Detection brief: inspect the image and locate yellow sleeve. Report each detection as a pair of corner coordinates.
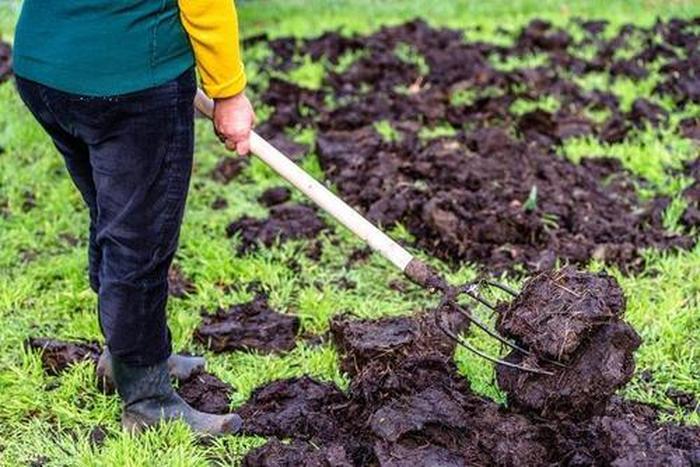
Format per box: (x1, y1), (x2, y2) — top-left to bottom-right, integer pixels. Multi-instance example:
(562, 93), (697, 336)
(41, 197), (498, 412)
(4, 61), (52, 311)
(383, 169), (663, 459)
(178, 0), (247, 98)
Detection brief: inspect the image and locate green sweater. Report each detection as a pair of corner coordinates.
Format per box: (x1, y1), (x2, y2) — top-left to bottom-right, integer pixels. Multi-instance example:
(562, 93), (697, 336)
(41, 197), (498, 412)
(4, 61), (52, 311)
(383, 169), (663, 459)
(13, 0), (194, 96)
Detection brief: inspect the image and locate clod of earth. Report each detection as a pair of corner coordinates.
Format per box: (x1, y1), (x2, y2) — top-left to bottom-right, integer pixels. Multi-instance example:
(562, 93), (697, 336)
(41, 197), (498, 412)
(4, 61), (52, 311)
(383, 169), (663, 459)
(666, 388), (699, 414)
(226, 203), (326, 253)
(194, 293), (300, 353)
(243, 439), (353, 467)
(496, 267), (626, 361)
(211, 156), (248, 184)
(258, 186), (291, 207)
(496, 268), (641, 419)
(177, 370), (234, 414)
(237, 375), (349, 440)
(167, 264), (196, 298)
(25, 338), (101, 375)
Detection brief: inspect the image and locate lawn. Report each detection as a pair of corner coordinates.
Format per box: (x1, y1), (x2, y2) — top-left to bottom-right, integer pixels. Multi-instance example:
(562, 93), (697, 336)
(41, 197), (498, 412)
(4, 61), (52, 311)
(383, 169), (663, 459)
(0, 0), (699, 465)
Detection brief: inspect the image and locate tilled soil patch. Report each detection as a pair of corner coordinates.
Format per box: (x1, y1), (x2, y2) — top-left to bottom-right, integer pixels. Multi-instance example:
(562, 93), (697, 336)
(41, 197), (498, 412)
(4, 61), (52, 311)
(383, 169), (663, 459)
(194, 293), (300, 353)
(211, 156), (248, 184)
(167, 264), (196, 298)
(26, 338), (101, 375)
(177, 370), (235, 414)
(251, 18), (699, 273)
(227, 203), (326, 253)
(237, 269), (698, 466)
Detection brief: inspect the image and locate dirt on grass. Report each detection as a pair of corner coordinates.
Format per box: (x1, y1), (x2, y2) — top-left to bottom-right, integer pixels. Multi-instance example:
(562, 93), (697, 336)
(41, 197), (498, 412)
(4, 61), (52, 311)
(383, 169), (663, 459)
(226, 203), (327, 253)
(251, 18), (699, 274)
(211, 156), (248, 184)
(194, 293), (300, 353)
(25, 338), (101, 375)
(237, 269), (698, 466)
(167, 264), (196, 298)
(177, 370), (234, 414)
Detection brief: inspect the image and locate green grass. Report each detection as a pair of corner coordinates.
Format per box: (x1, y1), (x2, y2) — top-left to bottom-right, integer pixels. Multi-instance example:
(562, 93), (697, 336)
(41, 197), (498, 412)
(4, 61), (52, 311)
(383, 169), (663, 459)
(2, 0), (700, 464)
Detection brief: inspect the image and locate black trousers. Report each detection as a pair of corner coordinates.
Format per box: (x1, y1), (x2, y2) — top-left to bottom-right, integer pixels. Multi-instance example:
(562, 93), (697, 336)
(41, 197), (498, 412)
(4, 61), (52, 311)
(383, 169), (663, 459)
(16, 69), (196, 366)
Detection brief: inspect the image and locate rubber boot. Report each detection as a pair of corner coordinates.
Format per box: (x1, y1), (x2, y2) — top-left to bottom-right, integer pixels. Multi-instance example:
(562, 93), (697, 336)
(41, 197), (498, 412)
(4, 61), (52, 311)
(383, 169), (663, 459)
(97, 347), (205, 388)
(111, 357), (242, 435)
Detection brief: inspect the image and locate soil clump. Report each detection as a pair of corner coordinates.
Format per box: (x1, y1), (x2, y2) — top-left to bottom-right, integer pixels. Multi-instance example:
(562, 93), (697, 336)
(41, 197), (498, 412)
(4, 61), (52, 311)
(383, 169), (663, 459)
(227, 203), (326, 253)
(194, 294), (300, 353)
(167, 264), (196, 298)
(26, 338), (101, 375)
(177, 370), (234, 414)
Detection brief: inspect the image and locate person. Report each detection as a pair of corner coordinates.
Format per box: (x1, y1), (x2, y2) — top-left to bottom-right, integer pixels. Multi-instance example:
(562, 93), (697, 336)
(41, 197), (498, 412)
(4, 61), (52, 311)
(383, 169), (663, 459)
(12, 0), (255, 435)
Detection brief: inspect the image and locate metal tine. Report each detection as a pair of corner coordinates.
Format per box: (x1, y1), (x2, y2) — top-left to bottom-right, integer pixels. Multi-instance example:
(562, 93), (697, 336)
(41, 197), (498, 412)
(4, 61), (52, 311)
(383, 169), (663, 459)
(481, 280), (519, 297)
(434, 309), (554, 376)
(451, 289), (569, 370)
(447, 300), (535, 357)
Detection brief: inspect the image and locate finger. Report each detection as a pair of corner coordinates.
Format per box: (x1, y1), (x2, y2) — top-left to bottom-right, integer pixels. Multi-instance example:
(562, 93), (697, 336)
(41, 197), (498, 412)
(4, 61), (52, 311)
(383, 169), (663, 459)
(236, 139), (251, 156)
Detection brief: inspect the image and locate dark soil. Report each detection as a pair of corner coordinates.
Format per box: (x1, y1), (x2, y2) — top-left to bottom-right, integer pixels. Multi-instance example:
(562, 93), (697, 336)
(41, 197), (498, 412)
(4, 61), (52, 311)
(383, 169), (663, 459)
(0, 40), (11, 83)
(25, 338), (101, 375)
(236, 270), (698, 466)
(496, 268), (641, 419)
(666, 388), (699, 414)
(177, 370), (234, 414)
(496, 267), (626, 361)
(248, 18), (699, 274)
(258, 186), (292, 207)
(194, 293), (300, 353)
(226, 203), (326, 253)
(167, 264), (196, 298)
(243, 439), (353, 467)
(211, 156), (248, 184)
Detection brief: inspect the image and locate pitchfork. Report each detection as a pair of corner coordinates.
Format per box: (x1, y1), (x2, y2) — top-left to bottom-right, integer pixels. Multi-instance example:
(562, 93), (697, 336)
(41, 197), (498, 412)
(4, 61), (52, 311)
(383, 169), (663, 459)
(195, 90), (562, 376)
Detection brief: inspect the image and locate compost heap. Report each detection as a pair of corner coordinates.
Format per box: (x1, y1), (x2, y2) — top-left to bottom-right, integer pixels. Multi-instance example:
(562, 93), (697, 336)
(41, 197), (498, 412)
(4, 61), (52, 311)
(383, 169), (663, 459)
(239, 17), (700, 273)
(238, 269), (698, 466)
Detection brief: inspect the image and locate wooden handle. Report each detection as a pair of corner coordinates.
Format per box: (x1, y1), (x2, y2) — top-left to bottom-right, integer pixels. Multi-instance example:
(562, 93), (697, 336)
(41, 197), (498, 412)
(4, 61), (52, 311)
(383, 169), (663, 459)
(193, 89), (414, 272)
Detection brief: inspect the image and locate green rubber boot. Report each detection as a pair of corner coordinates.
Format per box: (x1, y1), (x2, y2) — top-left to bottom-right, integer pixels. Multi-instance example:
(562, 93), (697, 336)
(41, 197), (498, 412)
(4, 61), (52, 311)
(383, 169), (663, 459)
(111, 357), (242, 435)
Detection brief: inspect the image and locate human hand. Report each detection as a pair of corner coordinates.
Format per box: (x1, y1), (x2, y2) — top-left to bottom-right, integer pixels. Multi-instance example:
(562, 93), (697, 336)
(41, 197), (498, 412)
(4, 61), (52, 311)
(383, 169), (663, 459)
(213, 92), (256, 155)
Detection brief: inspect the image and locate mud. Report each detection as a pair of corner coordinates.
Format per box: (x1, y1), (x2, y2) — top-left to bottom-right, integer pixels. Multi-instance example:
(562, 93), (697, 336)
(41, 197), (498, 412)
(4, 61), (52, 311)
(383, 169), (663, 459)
(258, 187), (291, 207)
(0, 40), (11, 83)
(496, 267), (626, 361)
(227, 203), (326, 253)
(248, 18), (699, 273)
(211, 156), (248, 184)
(167, 264), (196, 298)
(496, 268), (641, 418)
(194, 294), (300, 353)
(237, 269), (697, 466)
(177, 370), (234, 414)
(25, 338), (101, 375)
(243, 439), (353, 467)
